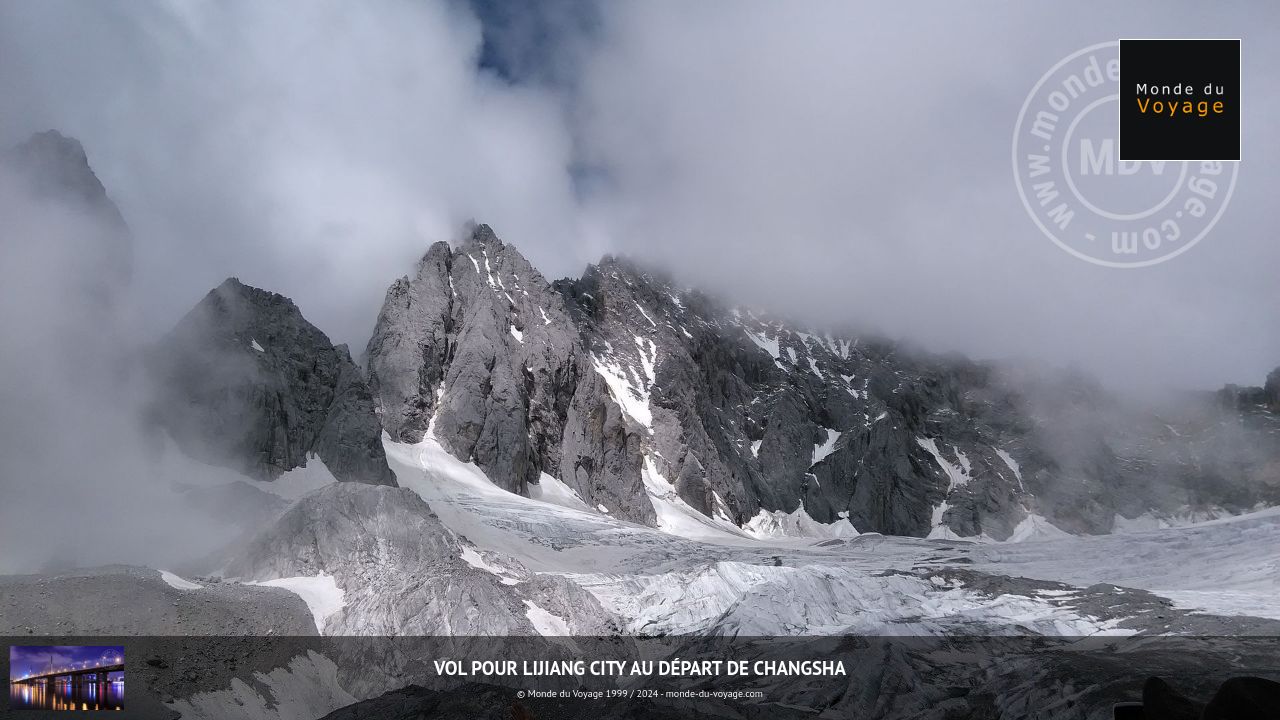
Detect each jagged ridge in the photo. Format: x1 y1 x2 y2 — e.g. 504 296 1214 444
365 224 1280 538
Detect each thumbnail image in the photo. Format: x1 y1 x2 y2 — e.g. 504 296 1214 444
8 646 124 711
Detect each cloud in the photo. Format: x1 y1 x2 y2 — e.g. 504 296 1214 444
0 163 247 573
570 2 1280 390
0 0 1276 395
0 0 585 351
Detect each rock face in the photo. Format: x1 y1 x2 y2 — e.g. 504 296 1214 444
365 224 651 522
151 278 396 486
367 224 1280 538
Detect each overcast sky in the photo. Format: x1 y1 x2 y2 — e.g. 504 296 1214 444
1 0 1276 390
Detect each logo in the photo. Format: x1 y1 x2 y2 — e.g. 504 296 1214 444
1012 41 1238 268
1119 39 1240 161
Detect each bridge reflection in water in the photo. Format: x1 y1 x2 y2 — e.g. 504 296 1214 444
10 665 124 711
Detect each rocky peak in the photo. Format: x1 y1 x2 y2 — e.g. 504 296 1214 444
6 131 106 205
2 130 132 289
151 278 396 487
367 225 586 491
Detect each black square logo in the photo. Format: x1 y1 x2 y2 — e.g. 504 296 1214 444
1119 39 1240 161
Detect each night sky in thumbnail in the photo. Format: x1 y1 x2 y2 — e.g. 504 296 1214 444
9 646 124 681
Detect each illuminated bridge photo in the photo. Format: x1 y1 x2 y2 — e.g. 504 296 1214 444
9 645 124 711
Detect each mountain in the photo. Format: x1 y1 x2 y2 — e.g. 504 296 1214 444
365 224 652 523
1 130 132 290
367 224 1280 539
149 278 397 486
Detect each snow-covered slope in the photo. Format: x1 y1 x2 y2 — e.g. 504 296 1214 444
967 505 1280 620
307 433 1280 638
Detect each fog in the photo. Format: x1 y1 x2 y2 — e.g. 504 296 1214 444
0 164 254 573
0 2 1277 569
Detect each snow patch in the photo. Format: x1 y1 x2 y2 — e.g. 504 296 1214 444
460 545 520 585
592 351 652 429
917 437 975 536
742 503 858 540
166 651 356 720
635 337 656 384
811 429 841 465
642 456 746 540
160 570 203 590
461 545 507 576
917 437 972 492
996 448 1024 491
482 250 502 290
523 600 571 636
744 329 786 370
710 491 733 523
250 574 345 634
509 325 523 343
929 501 950 533
267 457 341 500
926 523 992 543
527 472 592 513
1008 514 1072 543
634 303 657 327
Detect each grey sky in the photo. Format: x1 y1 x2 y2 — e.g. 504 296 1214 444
1 1 1276 390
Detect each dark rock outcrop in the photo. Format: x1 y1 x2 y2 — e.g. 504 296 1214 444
151 278 396 486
